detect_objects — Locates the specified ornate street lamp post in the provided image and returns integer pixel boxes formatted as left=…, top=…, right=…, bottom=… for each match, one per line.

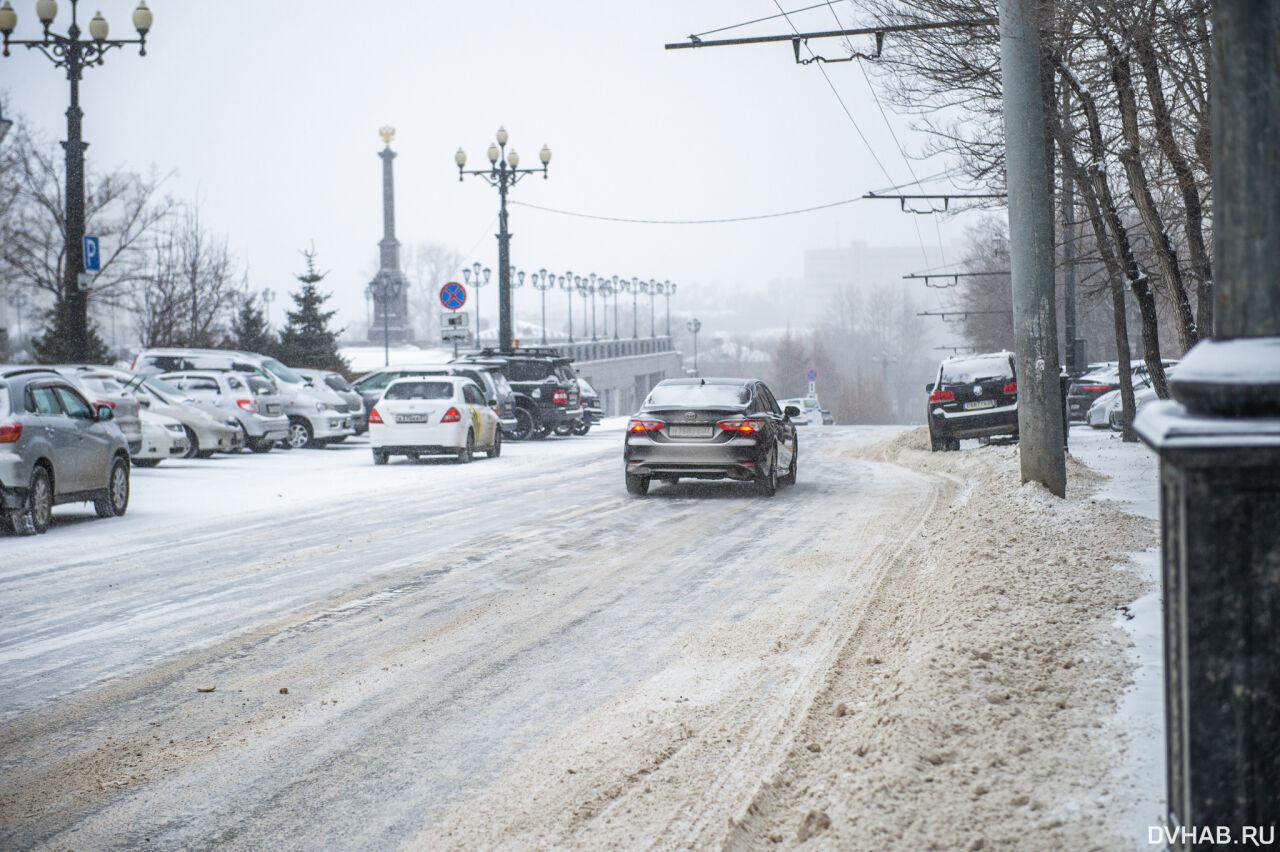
left=609, top=275, right=622, bottom=340
left=663, top=280, right=677, bottom=337
left=260, top=288, right=276, bottom=328
left=597, top=276, right=615, bottom=341
left=461, top=262, right=490, bottom=346
left=646, top=279, right=657, bottom=337
left=455, top=127, right=551, bottom=352
left=558, top=271, right=574, bottom=343
left=623, top=277, right=640, bottom=339
left=687, top=317, right=702, bottom=375
left=1, top=0, right=154, bottom=361
left=368, top=272, right=402, bottom=367
left=531, top=268, right=554, bottom=344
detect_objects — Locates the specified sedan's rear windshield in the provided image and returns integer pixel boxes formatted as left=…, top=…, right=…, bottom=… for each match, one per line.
left=384, top=381, right=454, bottom=401
left=645, top=383, right=750, bottom=408
left=246, top=376, right=275, bottom=394
left=941, top=355, right=1014, bottom=384
left=503, top=361, right=551, bottom=382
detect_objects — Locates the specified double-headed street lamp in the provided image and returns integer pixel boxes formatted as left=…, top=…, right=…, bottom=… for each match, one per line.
left=461, top=262, right=490, bottom=343
left=558, top=270, right=574, bottom=342
left=531, top=268, right=554, bottom=344
left=662, top=280, right=677, bottom=336
left=575, top=275, right=595, bottom=341
left=1, top=0, right=153, bottom=362
left=646, top=279, right=658, bottom=337
left=367, top=271, right=402, bottom=367
left=456, top=126, right=550, bottom=352
left=622, top=277, right=641, bottom=339
left=687, top=317, right=702, bottom=375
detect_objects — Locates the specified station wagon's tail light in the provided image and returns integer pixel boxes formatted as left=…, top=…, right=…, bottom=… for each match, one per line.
left=627, top=418, right=664, bottom=433
left=0, top=422, right=21, bottom=443
left=236, top=398, right=259, bottom=412
left=717, top=417, right=765, bottom=434
left=552, top=389, right=568, bottom=404
left=1079, top=384, right=1112, bottom=392
left=1003, top=382, right=1017, bottom=395
left=368, top=408, right=383, bottom=424
left=929, top=389, right=955, bottom=403
left=441, top=407, right=462, bottom=423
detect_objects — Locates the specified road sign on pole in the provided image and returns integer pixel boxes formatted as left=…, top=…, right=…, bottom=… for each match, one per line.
left=82, top=235, right=100, bottom=272
left=440, top=281, right=467, bottom=310
left=441, top=312, right=469, bottom=328
left=806, top=369, right=817, bottom=381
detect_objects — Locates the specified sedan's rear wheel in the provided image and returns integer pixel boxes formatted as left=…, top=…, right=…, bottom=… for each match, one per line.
left=372, top=449, right=388, bottom=465
left=94, top=457, right=130, bottom=518
left=755, top=447, right=778, bottom=497
left=553, top=422, right=573, bottom=437
left=486, top=428, right=502, bottom=458
left=625, top=473, right=649, bottom=496
left=457, top=430, right=474, bottom=464
left=132, top=458, right=162, bottom=468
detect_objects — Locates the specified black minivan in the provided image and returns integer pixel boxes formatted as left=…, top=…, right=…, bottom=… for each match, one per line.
left=926, top=351, right=1019, bottom=451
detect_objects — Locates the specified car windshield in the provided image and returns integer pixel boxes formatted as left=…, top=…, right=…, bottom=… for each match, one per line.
left=324, top=375, right=353, bottom=392
left=941, top=355, right=1014, bottom=384
left=645, top=383, right=750, bottom=408
left=261, top=358, right=304, bottom=385
left=141, top=377, right=183, bottom=402
left=578, top=378, right=596, bottom=395
left=504, top=361, right=551, bottom=382
left=384, top=381, right=454, bottom=401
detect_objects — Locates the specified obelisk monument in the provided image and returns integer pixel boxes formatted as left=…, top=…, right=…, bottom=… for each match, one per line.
left=366, top=126, right=413, bottom=344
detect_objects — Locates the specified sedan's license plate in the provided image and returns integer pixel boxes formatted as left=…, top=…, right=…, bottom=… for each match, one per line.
left=668, top=425, right=713, bottom=438
left=396, top=414, right=428, bottom=423
left=964, top=400, right=996, bottom=410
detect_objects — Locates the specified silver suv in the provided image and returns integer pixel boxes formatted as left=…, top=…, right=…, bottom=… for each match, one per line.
left=157, top=370, right=290, bottom=452
left=0, top=366, right=131, bottom=535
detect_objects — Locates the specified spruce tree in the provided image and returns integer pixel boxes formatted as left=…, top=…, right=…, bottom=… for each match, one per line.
left=32, top=304, right=110, bottom=365
left=225, top=294, right=278, bottom=357
left=276, top=248, right=347, bottom=371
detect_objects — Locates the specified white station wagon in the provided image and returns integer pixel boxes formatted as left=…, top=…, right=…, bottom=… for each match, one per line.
left=368, top=376, right=501, bottom=465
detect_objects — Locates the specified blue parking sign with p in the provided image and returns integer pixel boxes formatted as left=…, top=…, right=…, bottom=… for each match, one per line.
left=83, top=235, right=100, bottom=272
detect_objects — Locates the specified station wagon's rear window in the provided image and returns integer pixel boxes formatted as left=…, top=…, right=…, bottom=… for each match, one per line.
left=384, top=381, right=454, bottom=401
left=645, top=383, right=751, bottom=408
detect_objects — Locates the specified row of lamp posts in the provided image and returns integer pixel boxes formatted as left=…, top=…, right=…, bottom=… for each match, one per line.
left=457, top=268, right=677, bottom=346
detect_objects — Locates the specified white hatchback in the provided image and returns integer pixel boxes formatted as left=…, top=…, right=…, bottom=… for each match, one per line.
left=368, top=376, right=502, bottom=465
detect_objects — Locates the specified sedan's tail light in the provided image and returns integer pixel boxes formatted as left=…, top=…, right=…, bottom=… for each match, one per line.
left=441, top=407, right=462, bottom=423
left=929, top=389, right=955, bottom=403
left=627, top=418, right=664, bottom=433
left=1003, top=382, right=1017, bottom=395
left=0, top=422, right=21, bottom=443
left=368, top=408, right=383, bottom=425
left=237, top=398, right=259, bottom=412
left=1079, top=384, right=1112, bottom=392
left=717, top=417, right=766, bottom=434
left=552, top=389, right=568, bottom=404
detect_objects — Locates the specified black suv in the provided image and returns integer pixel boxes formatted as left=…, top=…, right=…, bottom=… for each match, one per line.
left=454, top=348, right=583, bottom=440
left=926, top=351, right=1019, bottom=451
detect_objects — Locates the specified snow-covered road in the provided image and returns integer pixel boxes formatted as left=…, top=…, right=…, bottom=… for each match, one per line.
left=1, top=421, right=946, bottom=848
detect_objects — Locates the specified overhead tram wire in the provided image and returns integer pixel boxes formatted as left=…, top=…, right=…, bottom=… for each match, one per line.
left=769, top=0, right=933, bottom=267
left=508, top=196, right=863, bottom=225
left=690, top=2, right=849, bottom=40
left=821, top=0, right=949, bottom=268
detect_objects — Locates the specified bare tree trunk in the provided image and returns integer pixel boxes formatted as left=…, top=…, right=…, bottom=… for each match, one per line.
left=1107, top=40, right=1199, bottom=352
left=1054, top=55, right=1169, bottom=399
left=1133, top=20, right=1213, bottom=336
left=1053, top=114, right=1138, bottom=440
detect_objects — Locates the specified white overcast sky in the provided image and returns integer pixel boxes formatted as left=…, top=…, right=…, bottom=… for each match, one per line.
left=4, top=0, right=977, bottom=334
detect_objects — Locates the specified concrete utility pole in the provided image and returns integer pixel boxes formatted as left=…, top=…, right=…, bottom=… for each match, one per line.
left=998, top=0, right=1065, bottom=496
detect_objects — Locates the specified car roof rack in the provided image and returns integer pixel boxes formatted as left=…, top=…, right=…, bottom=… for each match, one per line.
left=472, top=346, right=570, bottom=360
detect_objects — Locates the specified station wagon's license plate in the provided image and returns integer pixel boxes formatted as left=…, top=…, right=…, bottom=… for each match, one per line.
left=668, top=425, right=713, bottom=438
left=964, top=400, right=996, bottom=410
left=396, top=414, right=428, bottom=423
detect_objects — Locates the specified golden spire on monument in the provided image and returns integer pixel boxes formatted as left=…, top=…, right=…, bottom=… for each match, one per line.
left=379, top=126, right=396, bottom=147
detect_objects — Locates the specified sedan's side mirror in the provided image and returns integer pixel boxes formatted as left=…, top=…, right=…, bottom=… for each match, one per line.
left=488, top=398, right=498, bottom=407
left=784, top=405, right=801, bottom=418
left=137, top=397, right=151, bottom=408
left=96, top=404, right=114, bottom=422
left=925, top=383, right=935, bottom=393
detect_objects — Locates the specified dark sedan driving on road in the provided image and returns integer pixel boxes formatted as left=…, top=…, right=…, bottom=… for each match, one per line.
left=623, top=378, right=798, bottom=497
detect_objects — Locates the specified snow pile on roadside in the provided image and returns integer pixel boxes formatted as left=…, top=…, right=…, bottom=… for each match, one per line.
left=732, top=428, right=1155, bottom=848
